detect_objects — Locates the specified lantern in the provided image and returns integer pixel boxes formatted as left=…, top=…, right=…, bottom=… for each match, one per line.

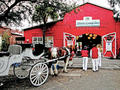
left=89, top=34, right=92, bottom=37
left=86, top=33, right=89, bottom=36
left=93, top=37, right=96, bottom=39
left=76, top=36, right=79, bottom=40
left=93, top=34, right=97, bottom=37
left=88, top=37, right=91, bottom=39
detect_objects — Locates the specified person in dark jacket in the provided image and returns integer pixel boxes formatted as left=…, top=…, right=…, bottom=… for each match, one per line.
left=81, top=46, right=89, bottom=71
left=90, top=44, right=100, bottom=72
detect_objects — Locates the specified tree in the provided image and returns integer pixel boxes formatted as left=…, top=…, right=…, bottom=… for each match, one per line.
left=0, top=0, right=79, bottom=48
left=32, top=0, right=78, bottom=48
left=108, top=0, right=120, bottom=22
left=108, top=0, right=120, bottom=7
left=1, top=32, right=10, bottom=51
left=0, top=0, right=37, bottom=26
left=0, top=0, right=77, bottom=27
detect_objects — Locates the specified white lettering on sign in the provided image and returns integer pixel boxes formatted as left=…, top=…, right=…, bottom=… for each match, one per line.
left=76, top=17, right=100, bottom=27
left=76, top=20, right=100, bottom=27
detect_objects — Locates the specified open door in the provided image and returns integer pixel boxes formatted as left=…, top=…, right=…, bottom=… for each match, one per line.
left=63, top=32, right=76, bottom=47
left=102, top=32, right=116, bottom=58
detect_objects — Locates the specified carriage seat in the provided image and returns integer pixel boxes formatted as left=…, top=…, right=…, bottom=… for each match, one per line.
left=8, top=45, right=22, bottom=55
left=16, top=43, right=32, bottom=51
left=0, top=52, right=10, bottom=57
left=0, top=45, right=22, bottom=57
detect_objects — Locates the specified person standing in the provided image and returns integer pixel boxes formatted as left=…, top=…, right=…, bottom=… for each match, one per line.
left=81, top=46, right=89, bottom=71
left=90, top=44, right=100, bottom=72
left=97, top=44, right=102, bottom=67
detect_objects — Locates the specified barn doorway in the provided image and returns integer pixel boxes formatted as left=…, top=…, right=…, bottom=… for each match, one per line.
left=76, top=33, right=101, bottom=52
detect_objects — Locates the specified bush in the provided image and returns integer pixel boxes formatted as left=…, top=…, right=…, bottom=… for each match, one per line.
left=1, top=32, right=10, bottom=51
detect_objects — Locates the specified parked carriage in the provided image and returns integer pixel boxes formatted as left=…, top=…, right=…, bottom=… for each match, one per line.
left=0, top=42, right=76, bottom=87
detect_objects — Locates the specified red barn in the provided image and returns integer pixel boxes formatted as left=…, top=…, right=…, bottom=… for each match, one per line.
left=23, top=2, right=120, bottom=58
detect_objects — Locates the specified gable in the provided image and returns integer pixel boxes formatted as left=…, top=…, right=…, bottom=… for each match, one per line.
left=63, top=3, right=114, bottom=27
left=80, top=2, right=112, bottom=11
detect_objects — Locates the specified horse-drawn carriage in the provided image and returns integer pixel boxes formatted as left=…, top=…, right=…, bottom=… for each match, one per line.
left=0, top=42, right=76, bottom=87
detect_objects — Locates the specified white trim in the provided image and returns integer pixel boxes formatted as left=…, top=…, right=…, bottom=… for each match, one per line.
left=102, top=32, right=116, bottom=58
left=11, top=33, right=23, bottom=36
left=32, top=36, right=53, bottom=47
left=63, top=32, right=76, bottom=47
left=63, top=33, right=65, bottom=47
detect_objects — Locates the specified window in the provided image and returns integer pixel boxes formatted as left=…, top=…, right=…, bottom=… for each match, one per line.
left=33, top=37, right=43, bottom=46
left=45, top=37, right=53, bottom=47
left=32, top=37, right=53, bottom=47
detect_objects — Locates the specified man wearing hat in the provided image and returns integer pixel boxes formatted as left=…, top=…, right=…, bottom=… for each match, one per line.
left=81, top=46, right=89, bottom=71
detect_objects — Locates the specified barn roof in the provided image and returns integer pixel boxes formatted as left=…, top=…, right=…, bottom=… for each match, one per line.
left=23, top=2, right=112, bottom=31
left=23, top=19, right=63, bottom=31
left=82, top=1, right=112, bottom=11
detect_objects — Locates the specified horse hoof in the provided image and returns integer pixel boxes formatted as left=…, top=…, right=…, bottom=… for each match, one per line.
left=69, top=64, right=73, bottom=66
left=54, top=74, right=58, bottom=76
left=63, top=70, right=68, bottom=73
left=50, top=73, right=54, bottom=76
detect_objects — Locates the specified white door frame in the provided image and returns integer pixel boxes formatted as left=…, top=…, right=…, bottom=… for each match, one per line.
left=63, top=32, right=76, bottom=47
left=102, top=32, right=116, bottom=58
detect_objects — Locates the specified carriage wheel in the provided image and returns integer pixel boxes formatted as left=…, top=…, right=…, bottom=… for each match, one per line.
left=29, top=62, right=49, bottom=86
left=13, top=59, right=32, bottom=79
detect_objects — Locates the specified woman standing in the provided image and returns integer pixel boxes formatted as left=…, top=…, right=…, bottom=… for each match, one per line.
left=97, top=44, right=102, bottom=67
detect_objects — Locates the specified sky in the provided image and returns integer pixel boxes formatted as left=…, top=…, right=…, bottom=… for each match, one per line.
left=4, top=0, right=114, bottom=30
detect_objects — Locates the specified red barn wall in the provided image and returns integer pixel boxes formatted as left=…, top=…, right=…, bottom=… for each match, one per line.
left=62, top=3, right=115, bottom=36
left=24, top=3, right=120, bottom=56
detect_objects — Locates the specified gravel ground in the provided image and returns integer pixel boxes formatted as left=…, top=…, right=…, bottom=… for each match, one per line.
left=0, top=69, right=120, bottom=90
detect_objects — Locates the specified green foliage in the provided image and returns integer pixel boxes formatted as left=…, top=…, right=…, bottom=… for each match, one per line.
left=32, top=4, right=58, bottom=23
left=0, top=0, right=79, bottom=48
left=108, top=0, right=120, bottom=22
left=1, top=32, right=10, bottom=51
left=32, top=0, right=78, bottom=24
left=0, top=0, right=78, bottom=27
left=108, top=0, right=120, bottom=7
left=0, top=0, right=37, bottom=26
left=31, top=0, right=78, bottom=47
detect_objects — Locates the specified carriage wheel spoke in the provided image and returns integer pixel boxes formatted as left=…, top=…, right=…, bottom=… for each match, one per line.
left=41, top=74, right=46, bottom=78
left=39, top=75, right=42, bottom=82
left=31, top=75, right=37, bottom=80
left=41, top=75, right=45, bottom=81
left=34, top=78, right=38, bottom=85
left=32, top=77, right=37, bottom=83
left=34, top=66, right=38, bottom=71
left=42, top=68, right=47, bottom=72
left=42, top=72, right=47, bottom=75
